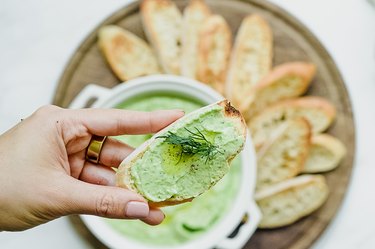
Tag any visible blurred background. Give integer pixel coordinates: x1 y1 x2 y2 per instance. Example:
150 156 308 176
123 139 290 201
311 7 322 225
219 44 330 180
0 0 374 248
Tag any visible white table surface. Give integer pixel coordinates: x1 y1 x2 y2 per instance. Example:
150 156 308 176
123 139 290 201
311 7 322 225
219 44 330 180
1 0 374 248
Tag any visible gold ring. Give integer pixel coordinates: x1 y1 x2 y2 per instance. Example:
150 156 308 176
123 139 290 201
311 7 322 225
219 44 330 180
86 135 107 164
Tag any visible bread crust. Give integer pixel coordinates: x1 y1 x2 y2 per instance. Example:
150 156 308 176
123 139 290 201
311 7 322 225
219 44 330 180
255 174 326 199
257 62 316 89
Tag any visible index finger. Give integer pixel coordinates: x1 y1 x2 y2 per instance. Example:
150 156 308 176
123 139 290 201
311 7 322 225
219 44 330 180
68 108 184 136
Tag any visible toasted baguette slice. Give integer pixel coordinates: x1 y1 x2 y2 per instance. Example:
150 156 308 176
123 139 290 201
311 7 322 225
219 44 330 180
249 96 336 147
240 62 316 120
98 25 160 81
196 15 232 94
255 174 329 228
141 0 182 74
256 118 311 190
226 14 273 106
303 134 346 173
116 100 247 207
181 0 211 78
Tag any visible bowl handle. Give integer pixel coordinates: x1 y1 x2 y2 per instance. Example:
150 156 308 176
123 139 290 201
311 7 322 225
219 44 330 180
69 84 110 109
216 201 262 249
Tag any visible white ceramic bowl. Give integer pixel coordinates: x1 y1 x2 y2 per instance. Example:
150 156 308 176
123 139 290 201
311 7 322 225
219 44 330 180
70 75 261 249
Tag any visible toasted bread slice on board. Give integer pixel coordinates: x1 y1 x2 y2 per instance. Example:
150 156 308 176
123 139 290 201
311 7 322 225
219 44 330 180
181 0 211 78
303 134 346 173
249 96 336 147
98 25 160 81
255 175 329 228
141 0 183 74
241 62 316 120
226 14 273 106
256 118 311 190
196 15 232 94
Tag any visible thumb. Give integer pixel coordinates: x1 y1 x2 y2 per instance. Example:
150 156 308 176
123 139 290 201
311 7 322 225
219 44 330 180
62 178 159 221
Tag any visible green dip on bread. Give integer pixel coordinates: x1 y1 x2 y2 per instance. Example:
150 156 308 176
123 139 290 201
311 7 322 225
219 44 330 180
107 94 246 245
116 98 246 206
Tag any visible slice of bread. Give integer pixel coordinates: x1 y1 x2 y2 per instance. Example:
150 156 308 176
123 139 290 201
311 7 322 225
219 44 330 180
303 134 346 173
226 14 273 106
196 15 232 94
255 174 329 228
240 62 316 120
256 118 311 190
181 0 211 78
116 100 247 207
141 0 182 74
249 96 336 147
98 25 160 81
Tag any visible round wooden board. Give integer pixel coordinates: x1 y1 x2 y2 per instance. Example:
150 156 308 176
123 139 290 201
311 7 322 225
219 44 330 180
53 0 355 248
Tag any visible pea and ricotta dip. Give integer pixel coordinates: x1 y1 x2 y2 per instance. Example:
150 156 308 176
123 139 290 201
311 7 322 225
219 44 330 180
106 94 241 245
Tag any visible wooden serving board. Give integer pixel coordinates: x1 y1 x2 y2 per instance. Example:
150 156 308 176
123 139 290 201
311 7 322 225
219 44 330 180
53 0 355 248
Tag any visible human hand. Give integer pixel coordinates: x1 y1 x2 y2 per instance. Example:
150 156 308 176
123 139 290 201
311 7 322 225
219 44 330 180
0 105 183 231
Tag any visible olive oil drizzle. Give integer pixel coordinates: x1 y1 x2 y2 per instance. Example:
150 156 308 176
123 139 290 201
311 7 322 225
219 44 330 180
157 127 222 164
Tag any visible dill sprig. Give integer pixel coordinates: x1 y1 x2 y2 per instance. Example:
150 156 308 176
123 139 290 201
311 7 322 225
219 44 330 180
157 127 222 164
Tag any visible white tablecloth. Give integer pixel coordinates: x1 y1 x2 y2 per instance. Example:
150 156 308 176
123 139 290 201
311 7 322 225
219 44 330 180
1 0 374 248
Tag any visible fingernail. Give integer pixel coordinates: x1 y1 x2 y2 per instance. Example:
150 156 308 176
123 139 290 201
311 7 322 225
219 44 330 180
125 202 149 218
